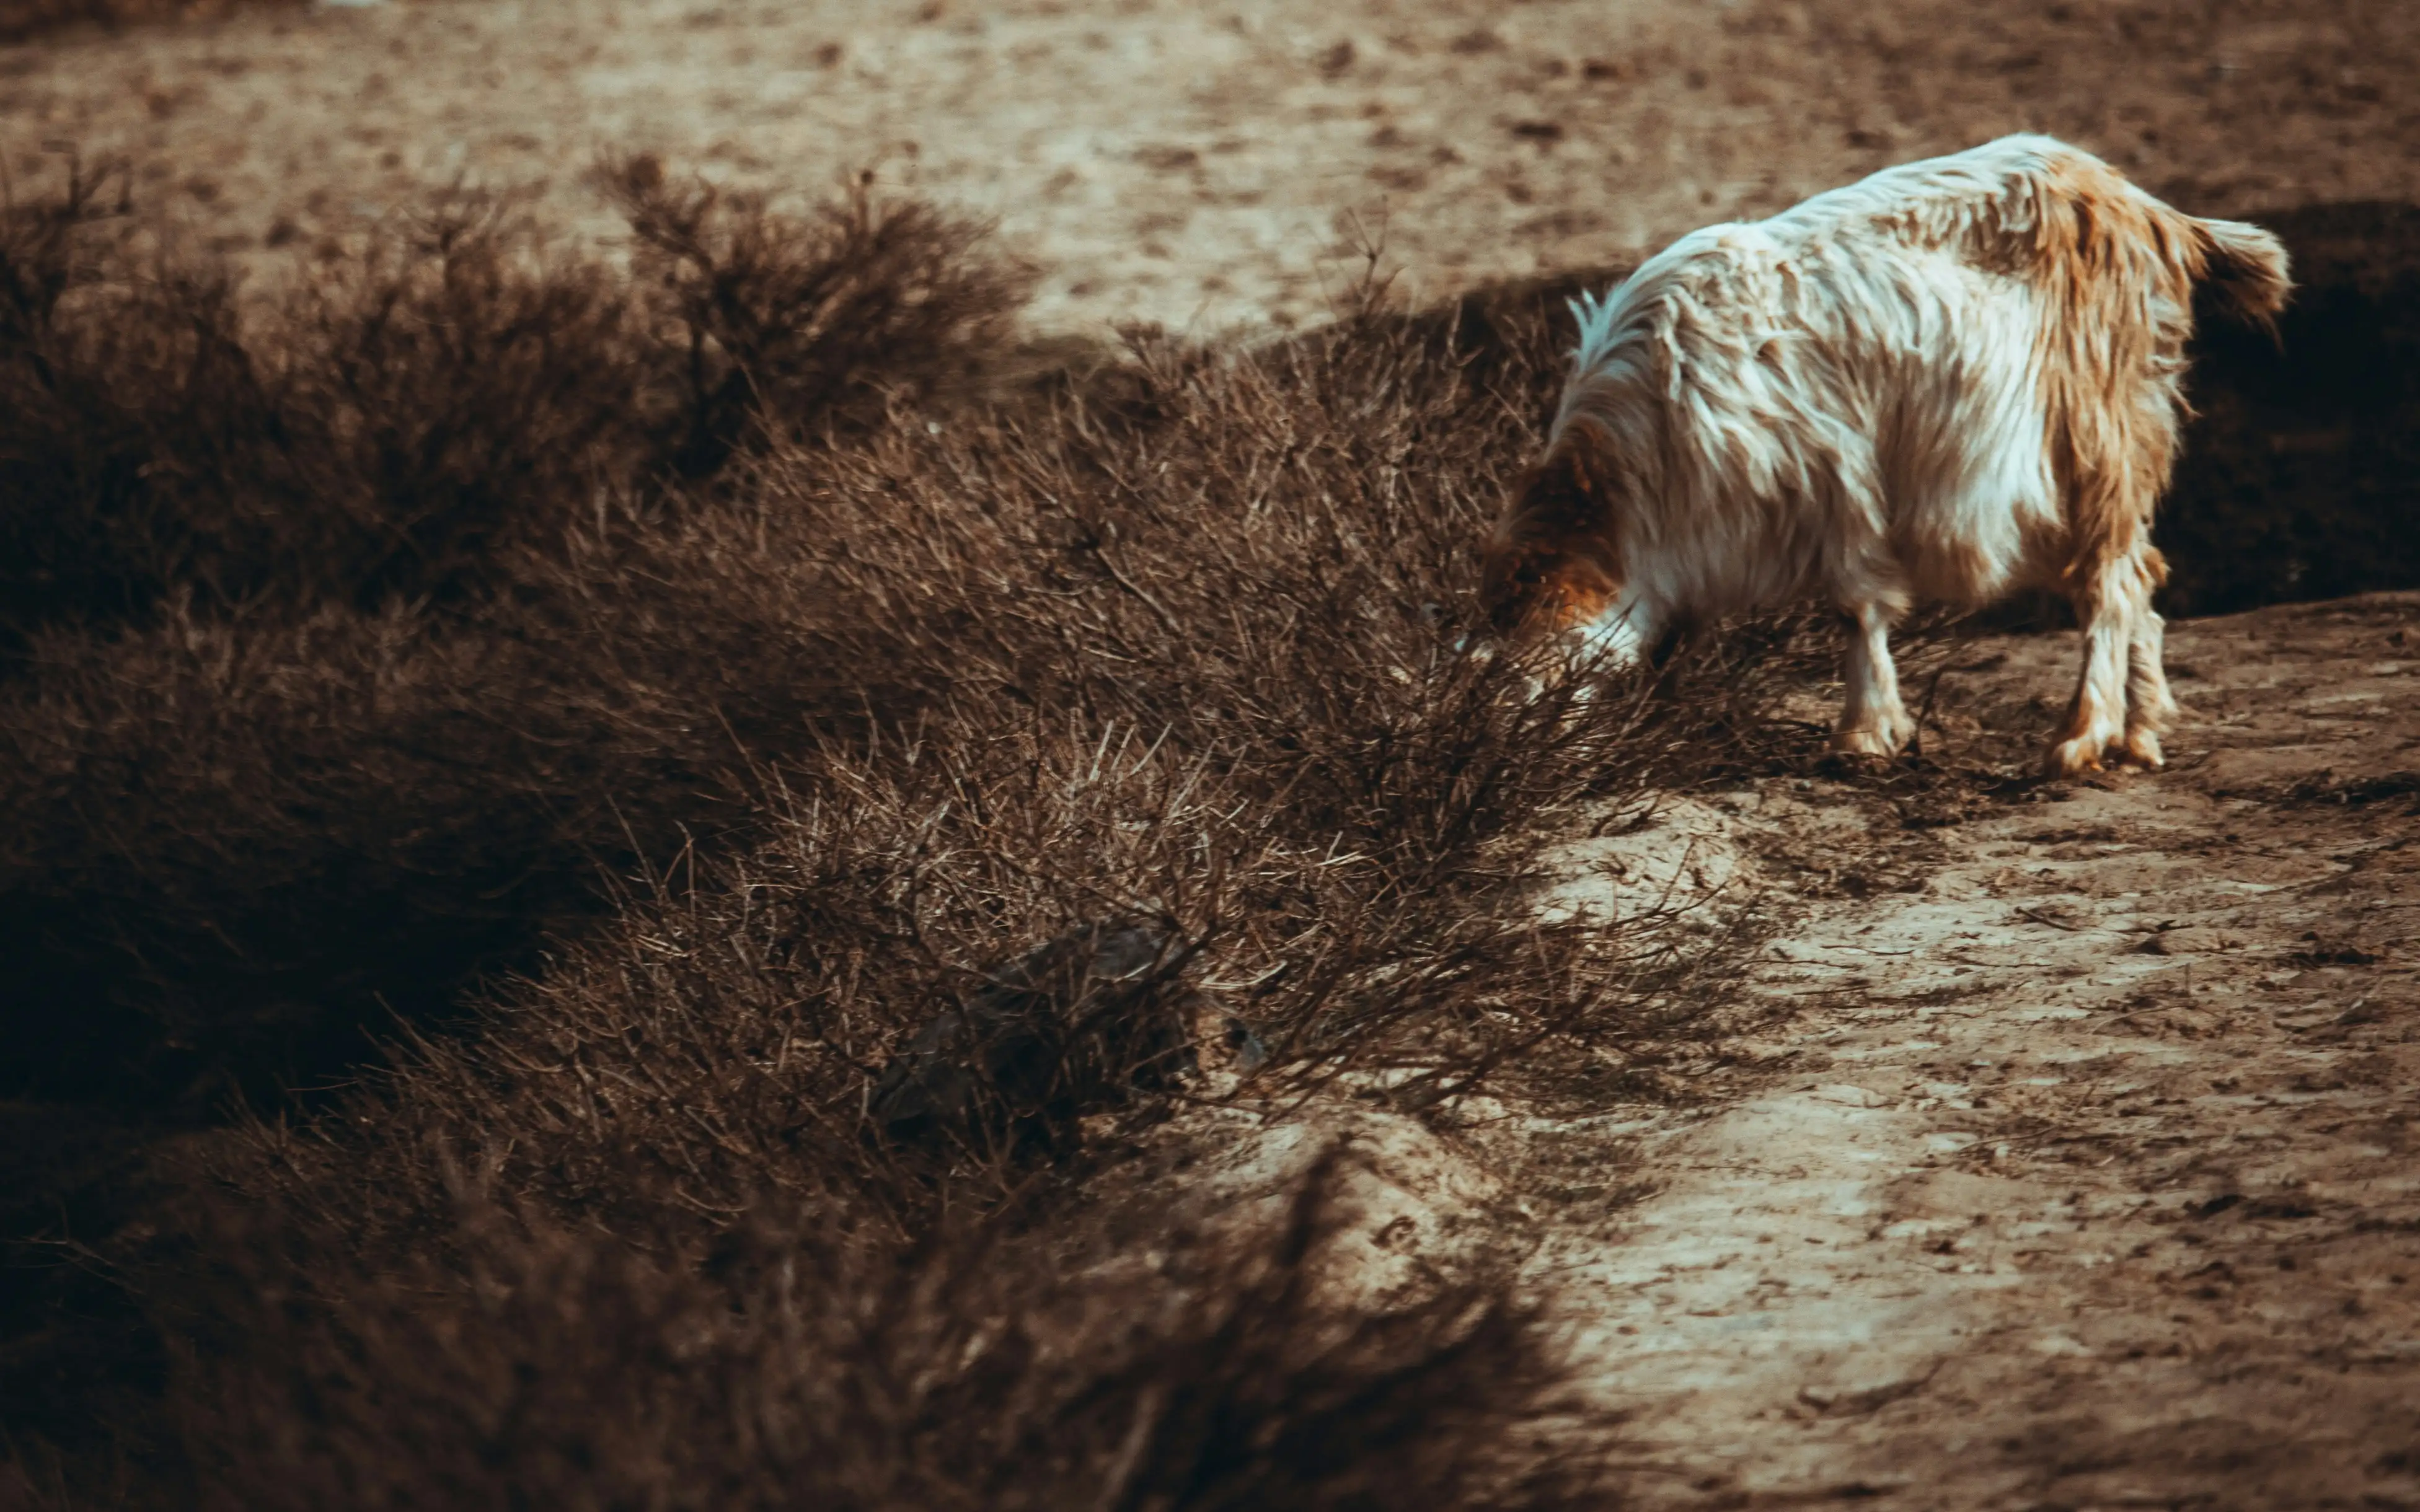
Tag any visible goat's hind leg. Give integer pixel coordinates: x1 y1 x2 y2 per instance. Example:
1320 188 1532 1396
2119 576 2179 770
1832 600 1914 758
2047 552 2153 776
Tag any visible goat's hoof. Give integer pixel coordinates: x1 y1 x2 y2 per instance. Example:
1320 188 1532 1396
2043 737 2108 778
2118 729 2166 770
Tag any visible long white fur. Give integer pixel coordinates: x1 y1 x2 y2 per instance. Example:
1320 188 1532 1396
1518 134 2289 773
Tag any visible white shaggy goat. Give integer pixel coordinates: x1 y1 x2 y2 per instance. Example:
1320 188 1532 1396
1479 134 2290 776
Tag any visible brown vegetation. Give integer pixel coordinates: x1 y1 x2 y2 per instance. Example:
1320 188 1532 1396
0 155 1809 1510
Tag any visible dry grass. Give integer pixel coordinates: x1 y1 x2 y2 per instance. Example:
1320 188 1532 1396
0 152 1023 649
130 1152 1609 1512
0 154 1838 1510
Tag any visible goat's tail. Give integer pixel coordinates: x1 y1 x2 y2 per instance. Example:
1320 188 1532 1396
2189 215 2293 337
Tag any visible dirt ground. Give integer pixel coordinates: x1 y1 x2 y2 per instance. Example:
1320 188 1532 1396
12 0 2420 333
1522 597 2420 1509
11 1 2420 1505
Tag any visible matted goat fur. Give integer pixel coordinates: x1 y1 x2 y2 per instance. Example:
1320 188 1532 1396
1481 134 2290 775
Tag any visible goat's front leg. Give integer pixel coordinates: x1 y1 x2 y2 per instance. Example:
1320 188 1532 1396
1832 600 1913 757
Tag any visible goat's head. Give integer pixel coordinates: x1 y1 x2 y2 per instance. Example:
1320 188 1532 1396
1476 438 1640 668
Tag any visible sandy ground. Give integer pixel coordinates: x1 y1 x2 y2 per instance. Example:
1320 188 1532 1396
12 2 2420 1503
10 0 2420 334
1526 596 2420 1509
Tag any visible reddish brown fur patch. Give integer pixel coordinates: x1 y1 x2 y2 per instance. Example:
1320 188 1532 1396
1480 428 1625 639
2025 154 2205 590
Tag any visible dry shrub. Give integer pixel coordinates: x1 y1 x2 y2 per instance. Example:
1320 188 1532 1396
58 700 1644 1504
0 163 640 635
0 226 1788 1116
206 710 1733 1265
151 1154 1605 1512
0 155 1025 647
168 349 1752 1297
85 290 1757 1504
0 156 1028 1114
603 154 1020 478
0 164 1818 1509
0 159 1031 1487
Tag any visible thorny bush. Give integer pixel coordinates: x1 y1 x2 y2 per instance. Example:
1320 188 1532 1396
0 153 1022 646
0 154 1026 1110
146 1153 1610 1512
0 157 1860 1510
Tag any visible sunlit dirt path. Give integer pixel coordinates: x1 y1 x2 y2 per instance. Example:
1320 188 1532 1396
1534 595 2420 1509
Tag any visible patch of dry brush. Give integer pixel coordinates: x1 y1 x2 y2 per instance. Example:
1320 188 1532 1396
0 154 1025 1109
0 156 1821 1510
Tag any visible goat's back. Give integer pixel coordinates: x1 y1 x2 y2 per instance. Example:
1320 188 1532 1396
1548 135 2288 614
